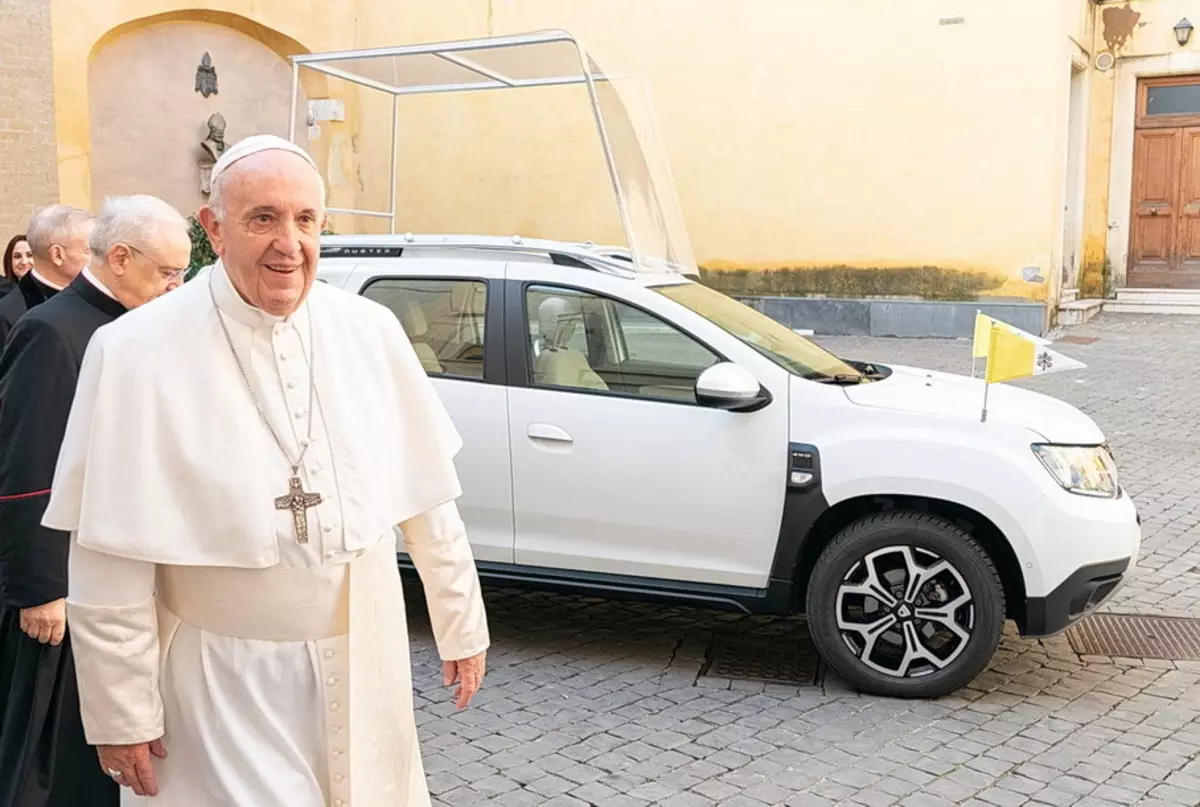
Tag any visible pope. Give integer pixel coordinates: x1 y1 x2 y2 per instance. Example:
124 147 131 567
43 135 491 806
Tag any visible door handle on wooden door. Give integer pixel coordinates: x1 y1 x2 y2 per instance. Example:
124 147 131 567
526 423 574 444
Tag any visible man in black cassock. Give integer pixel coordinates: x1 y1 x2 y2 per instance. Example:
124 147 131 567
0 195 191 807
0 206 93 347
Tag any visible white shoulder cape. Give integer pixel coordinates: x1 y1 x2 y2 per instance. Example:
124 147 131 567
42 263 463 567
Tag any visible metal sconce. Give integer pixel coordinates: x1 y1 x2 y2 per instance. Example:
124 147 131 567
1175 18 1194 47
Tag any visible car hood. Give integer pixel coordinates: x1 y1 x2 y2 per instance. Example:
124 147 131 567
841 364 1104 444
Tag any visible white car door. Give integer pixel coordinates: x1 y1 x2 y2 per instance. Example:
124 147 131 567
348 258 515 563
504 262 789 589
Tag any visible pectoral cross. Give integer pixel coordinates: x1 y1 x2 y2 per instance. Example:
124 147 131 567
275 475 323 544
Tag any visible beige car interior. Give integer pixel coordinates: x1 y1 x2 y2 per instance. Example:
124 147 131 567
397 303 444 374
376 281 705 401
532 297 609 391
371 281 487 379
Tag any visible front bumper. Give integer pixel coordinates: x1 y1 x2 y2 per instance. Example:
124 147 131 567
1019 491 1141 637
1022 557 1130 637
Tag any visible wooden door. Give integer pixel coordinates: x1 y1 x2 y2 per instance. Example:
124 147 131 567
1175 128 1200 282
1129 77 1200 288
1129 128 1179 284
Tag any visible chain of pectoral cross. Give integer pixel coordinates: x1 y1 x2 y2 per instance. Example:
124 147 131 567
209 273 324 543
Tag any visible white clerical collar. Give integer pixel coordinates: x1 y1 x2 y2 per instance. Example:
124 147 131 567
82 267 118 300
210 260 309 330
30 267 66 291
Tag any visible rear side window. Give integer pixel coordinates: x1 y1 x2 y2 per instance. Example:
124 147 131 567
363 278 487 380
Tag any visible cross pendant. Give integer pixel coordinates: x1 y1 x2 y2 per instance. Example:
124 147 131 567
274 475 323 544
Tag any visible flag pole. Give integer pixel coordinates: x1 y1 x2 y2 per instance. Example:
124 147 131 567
970 309 982 379
980 319 993 422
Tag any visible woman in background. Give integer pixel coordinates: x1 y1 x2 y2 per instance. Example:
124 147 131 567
0 235 34 296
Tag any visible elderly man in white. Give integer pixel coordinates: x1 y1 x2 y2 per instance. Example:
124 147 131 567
42 136 490 806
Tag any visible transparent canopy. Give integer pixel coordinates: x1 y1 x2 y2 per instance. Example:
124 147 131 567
290 30 697 276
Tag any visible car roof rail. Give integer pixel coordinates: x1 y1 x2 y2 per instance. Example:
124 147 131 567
318 233 637 278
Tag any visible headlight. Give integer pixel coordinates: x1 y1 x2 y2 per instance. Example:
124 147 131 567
1031 444 1119 499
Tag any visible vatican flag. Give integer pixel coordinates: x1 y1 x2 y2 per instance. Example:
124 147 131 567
972 311 1050 359
984 322 1086 383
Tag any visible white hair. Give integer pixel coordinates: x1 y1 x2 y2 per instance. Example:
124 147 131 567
26 204 93 259
89 195 188 257
208 149 327 220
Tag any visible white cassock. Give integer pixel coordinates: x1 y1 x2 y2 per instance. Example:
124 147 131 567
41 260 490 807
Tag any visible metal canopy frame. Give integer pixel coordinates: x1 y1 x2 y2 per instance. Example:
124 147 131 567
287 30 634 260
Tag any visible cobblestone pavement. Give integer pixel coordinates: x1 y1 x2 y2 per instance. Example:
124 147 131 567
410 313 1200 807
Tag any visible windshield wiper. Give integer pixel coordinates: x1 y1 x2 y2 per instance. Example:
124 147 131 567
812 374 867 385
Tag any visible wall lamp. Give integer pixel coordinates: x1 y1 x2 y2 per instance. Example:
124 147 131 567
1175 18 1194 47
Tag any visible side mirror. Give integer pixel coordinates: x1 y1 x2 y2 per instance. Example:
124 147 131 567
695 362 772 412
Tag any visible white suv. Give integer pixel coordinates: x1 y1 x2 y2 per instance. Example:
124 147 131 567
318 233 1142 699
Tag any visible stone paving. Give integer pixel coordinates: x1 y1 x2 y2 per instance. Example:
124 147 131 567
408 312 1200 807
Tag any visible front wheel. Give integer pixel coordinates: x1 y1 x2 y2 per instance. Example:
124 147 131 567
806 512 1005 698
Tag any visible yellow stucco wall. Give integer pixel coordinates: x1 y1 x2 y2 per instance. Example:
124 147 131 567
381 1 1077 302
54 0 1094 303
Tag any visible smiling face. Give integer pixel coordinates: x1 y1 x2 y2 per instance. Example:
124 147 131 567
10 239 33 279
199 150 327 317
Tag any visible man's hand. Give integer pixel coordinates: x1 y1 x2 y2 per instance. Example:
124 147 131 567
443 651 486 709
19 598 66 646
97 739 167 797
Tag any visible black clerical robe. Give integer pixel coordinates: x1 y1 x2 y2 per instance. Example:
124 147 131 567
0 274 124 807
0 273 59 348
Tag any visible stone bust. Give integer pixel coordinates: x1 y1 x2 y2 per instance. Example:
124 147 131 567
199 113 228 194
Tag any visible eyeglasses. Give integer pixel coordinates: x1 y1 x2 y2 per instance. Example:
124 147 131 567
127 245 187 281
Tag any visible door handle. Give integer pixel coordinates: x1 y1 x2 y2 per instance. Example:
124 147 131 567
527 423 573 443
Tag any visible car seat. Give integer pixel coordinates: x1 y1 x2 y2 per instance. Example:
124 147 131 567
396 301 443 374
532 297 607 391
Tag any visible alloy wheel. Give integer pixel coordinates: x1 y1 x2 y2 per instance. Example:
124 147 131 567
835 544 975 678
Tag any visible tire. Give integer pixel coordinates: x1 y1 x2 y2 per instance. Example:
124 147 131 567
805 511 1005 699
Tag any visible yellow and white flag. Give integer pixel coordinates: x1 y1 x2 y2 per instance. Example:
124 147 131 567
985 322 1086 383
972 312 1049 359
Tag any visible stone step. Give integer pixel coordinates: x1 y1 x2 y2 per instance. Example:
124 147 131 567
1057 298 1104 326
1114 287 1200 304
1104 300 1200 315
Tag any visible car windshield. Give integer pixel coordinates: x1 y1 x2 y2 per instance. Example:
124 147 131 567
653 282 865 382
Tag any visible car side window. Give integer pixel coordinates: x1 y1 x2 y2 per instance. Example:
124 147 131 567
526 285 721 403
363 278 487 380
